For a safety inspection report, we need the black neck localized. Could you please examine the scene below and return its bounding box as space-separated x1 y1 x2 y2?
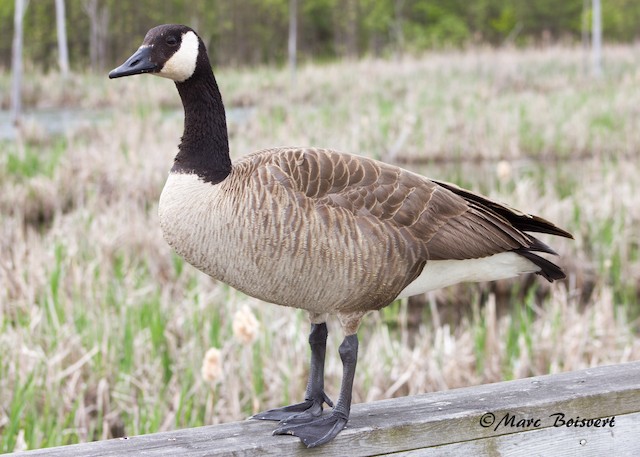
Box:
172 68 231 184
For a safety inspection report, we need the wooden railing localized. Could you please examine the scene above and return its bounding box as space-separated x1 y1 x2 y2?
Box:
16 361 640 456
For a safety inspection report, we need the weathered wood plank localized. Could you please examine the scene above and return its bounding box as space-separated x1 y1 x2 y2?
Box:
17 361 640 457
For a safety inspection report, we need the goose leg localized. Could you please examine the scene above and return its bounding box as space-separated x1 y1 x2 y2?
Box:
273 334 358 448
251 322 333 421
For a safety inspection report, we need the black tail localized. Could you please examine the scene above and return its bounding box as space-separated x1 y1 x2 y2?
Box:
513 228 568 282
511 221 570 282
516 247 566 282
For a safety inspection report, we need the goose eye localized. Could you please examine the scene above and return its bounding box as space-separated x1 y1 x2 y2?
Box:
166 35 178 46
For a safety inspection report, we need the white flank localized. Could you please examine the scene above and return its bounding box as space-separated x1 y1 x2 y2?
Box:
158 31 199 82
396 252 540 299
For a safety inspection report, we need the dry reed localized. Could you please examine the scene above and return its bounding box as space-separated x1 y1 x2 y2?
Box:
0 44 639 452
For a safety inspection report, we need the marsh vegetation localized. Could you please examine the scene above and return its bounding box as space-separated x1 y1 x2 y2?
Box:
1 45 639 452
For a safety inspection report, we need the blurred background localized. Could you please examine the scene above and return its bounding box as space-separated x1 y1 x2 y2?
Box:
2 0 640 69
1 0 639 453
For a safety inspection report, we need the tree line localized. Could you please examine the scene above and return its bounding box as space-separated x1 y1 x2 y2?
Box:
2 0 640 72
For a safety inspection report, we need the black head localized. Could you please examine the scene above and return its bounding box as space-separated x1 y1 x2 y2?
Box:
109 24 208 82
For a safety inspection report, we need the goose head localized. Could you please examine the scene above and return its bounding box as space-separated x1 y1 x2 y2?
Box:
109 24 205 82
109 24 231 184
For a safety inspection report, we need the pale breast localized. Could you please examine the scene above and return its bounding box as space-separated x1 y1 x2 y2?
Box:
158 172 225 274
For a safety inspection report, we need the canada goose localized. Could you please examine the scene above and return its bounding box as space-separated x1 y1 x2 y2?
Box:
109 24 573 448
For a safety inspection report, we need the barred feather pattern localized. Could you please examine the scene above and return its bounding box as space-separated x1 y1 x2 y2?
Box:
159 147 570 334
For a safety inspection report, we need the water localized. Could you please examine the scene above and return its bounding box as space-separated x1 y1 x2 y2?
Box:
0 108 107 141
0 106 253 141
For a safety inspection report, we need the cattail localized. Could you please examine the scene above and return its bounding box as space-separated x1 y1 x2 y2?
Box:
14 429 28 452
496 160 512 182
201 347 223 383
232 305 260 345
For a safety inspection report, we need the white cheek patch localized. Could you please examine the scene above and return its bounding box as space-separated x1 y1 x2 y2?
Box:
158 31 199 82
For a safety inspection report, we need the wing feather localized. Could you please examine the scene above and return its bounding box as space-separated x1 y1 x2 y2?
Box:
252 148 567 263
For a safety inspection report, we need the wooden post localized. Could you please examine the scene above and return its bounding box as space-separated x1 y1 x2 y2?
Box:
83 0 109 72
582 0 589 73
288 0 297 88
393 0 406 59
591 0 603 77
55 0 70 77
11 0 27 126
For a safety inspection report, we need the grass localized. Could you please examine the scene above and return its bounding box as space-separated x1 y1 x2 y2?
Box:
1 44 640 452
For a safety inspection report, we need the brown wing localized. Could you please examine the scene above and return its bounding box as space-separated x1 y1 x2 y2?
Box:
252 147 557 263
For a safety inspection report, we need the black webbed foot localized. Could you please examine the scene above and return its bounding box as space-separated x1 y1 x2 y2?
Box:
273 334 358 448
273 410 348 448
253 324 358 448
250 391 333 422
